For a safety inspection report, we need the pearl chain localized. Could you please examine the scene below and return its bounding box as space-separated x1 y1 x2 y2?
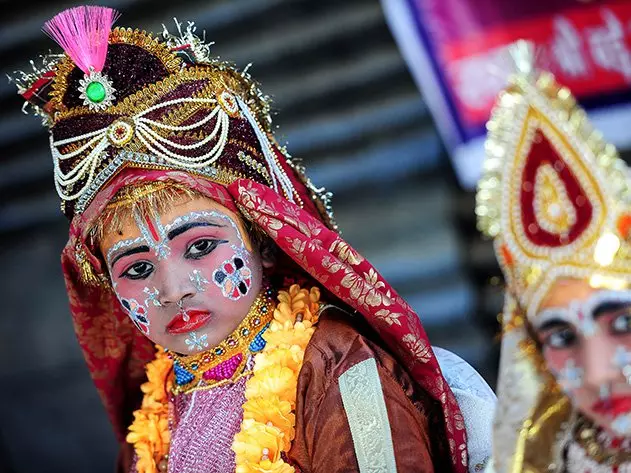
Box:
236 96 296 202
49 93 297 207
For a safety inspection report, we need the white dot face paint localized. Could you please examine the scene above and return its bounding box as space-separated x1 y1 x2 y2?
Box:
613 346 631 384
554 358 584 396
184 331 209 351
144 287 161 307
611 414 631 436
164 211 247 248
103 197 266 355
106 237 145 266
189 269 209 293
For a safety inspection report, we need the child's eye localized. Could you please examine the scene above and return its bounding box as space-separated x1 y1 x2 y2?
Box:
612 312 631 334
184 238 226 259
543 328 577 349
121 261 154 280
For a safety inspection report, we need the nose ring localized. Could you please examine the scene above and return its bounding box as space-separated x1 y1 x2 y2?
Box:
599 383 612 400
176 298 189 322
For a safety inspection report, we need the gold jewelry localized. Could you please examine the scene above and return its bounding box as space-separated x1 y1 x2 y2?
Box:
105 181 175 209
168 287 275 395
573 414 631 465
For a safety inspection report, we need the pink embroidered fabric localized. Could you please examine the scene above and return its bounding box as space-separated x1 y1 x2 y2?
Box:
168 374 249 472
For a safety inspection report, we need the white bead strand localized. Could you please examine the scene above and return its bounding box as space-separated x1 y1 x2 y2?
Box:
236 96 295 201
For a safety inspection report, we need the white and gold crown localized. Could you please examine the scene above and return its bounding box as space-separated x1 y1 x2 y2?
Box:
476 42 631 319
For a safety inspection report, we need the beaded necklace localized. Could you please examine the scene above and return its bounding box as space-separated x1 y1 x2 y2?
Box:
168 287 275 395
565 415 631 472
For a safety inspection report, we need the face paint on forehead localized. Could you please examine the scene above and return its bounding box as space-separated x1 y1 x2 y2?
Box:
535 306 599 338
165 210 247 249
569 300 599 338
535 290 631 337
106 236 145 266
133 206 170 260
585 290 631 313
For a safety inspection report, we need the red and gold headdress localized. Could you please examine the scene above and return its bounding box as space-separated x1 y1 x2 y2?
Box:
476 42 631 473
477 43 631 319
14 7 469 472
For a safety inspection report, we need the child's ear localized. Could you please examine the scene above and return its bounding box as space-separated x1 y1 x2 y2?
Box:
260 239 277 269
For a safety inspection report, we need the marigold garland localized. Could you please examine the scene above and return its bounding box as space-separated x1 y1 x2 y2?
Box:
126 346 173 473
126 284 321 473
233 284 320 473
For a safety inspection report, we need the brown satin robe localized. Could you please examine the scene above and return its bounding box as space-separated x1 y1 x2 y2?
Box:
289 308 449 473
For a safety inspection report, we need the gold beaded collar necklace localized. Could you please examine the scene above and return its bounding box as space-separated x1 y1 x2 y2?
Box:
572 414 631 466
167 287 275 395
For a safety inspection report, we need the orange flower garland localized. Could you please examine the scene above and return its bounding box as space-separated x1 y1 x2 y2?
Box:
232 285 321 473
126 346 173 473
126 285 321 473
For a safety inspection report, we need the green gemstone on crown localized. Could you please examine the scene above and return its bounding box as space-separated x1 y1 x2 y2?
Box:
85 81 106 103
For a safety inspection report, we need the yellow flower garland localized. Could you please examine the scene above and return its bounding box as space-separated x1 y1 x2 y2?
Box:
126 347 172 473
126 284 321 473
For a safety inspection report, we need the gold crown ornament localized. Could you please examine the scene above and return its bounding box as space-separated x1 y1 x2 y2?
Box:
476 41 631 319
11 6 335 228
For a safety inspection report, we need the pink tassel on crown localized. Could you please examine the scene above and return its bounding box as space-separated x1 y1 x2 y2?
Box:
43 5 119 74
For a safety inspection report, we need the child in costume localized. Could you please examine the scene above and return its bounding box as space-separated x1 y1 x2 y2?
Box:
477 43 631 472
13 6 495 472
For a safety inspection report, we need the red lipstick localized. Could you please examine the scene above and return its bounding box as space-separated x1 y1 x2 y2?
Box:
166 309 212 335
592 396 631 417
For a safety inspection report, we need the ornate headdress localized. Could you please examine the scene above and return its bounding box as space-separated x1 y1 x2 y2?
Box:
476 42 631 472
477 43 631 317
14 6 334 225
14 7 469 472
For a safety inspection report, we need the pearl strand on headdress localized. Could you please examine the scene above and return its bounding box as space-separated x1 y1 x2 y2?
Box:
50 91 299 207
236 96 295 202
50 96 228 201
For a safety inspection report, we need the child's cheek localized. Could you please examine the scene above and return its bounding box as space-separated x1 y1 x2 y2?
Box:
211 246 253 302
112 281 154 336
545 350 584 397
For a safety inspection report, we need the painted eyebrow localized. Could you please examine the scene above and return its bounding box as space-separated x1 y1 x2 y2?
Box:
532 308 571 332
110 245 150 267
593 302 631 318
167 221 225 241
536 318 571 332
